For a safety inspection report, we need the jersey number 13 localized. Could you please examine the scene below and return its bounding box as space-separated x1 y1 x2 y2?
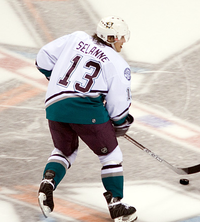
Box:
58 55 101 93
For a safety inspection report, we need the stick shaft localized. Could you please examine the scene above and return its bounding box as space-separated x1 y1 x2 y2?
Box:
124 134 200 175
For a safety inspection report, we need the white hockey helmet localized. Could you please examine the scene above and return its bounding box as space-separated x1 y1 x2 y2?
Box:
96 16 130 44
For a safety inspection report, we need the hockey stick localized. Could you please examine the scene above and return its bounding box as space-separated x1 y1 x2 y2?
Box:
124 134 200 175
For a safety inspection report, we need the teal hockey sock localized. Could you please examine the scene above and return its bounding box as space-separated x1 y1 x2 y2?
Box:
43 162 66 189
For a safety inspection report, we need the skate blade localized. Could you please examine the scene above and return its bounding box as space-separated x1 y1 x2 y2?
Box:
114 213 137 222
38 192 51 218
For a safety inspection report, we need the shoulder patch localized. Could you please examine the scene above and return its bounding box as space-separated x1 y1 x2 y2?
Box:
124 68 131 81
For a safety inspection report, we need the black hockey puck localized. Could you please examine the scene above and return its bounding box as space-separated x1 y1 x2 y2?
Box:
180 179 189 185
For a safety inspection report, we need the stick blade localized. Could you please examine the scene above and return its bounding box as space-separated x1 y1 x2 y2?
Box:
164 161 200 175
180 163 200 175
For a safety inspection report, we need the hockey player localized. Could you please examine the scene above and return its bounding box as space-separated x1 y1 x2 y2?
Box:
36 16 137 222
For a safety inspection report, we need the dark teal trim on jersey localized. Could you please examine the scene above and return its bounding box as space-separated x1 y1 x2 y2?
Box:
46 95 110 124
113 115 127 126
38 68 52 78
43 162 66 189
102 176 124 198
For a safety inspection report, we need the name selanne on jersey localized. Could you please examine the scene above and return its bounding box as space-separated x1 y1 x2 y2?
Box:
36 31 132 125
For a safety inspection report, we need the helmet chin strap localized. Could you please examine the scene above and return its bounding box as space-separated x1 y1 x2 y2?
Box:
111 37 120 52
105 36 118 51
111 43 117 51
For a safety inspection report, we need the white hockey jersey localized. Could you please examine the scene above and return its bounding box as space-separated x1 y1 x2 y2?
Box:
36 31 131 125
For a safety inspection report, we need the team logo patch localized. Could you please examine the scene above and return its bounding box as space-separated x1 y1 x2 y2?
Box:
101 147 108 154
124 68 131 81
103 21 114 29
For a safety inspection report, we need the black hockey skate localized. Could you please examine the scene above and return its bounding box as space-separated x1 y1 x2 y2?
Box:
104 191 137 222
38 170 55 218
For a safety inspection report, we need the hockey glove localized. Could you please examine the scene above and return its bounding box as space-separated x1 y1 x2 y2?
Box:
113 114 134 137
